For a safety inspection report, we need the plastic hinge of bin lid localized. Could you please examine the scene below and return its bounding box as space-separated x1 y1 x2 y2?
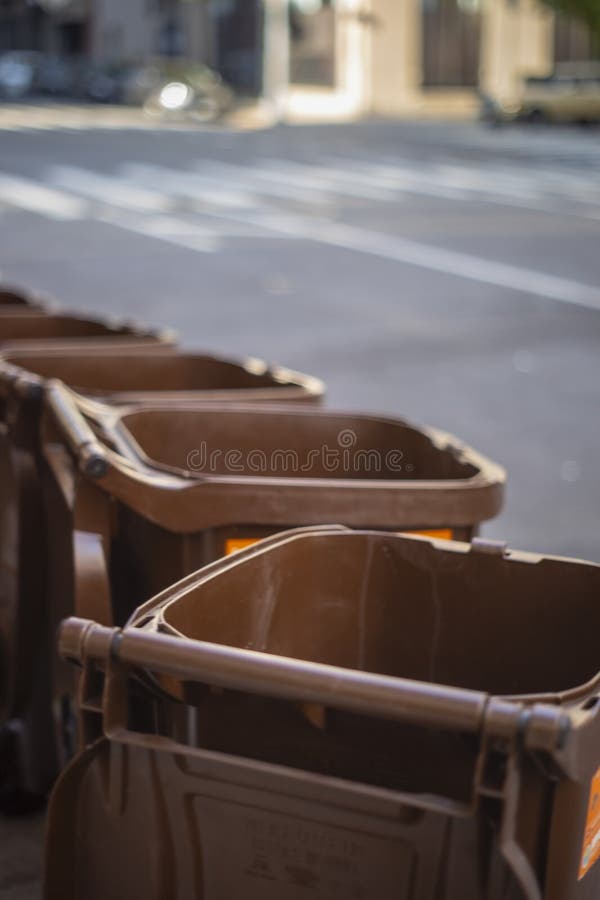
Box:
471 537 507 556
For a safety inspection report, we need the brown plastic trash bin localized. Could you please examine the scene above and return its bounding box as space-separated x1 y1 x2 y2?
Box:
0 320 172 804
0 285 49 309
42 382 504 621
0 309 172 351
0 350 321 804
47 528 600 900
0 346 324 406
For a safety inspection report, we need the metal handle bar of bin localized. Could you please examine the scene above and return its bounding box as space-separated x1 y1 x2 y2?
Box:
44 379 180 481
45 379 110 478
43 381 212 536
45 379 173 480
0 358 62 400
60 617 570 754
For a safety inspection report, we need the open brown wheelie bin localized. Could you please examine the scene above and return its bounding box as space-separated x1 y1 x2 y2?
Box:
0 350 321 805
0 346 324 406
0 284 49 310
0 311 172 806
0 282 56 312
47 527 600 900
41 382 505 625
0 308 172 352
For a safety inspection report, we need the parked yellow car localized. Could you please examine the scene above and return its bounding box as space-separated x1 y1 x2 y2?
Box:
481 62 600 124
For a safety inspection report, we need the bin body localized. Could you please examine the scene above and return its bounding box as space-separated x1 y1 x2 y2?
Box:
45 529 600 900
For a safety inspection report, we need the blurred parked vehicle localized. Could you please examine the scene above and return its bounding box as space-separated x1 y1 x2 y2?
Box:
120 58 233 121
0 52 39 99
79 63 125 103
481 62 600 125
0 52 233 121
36 55 82 97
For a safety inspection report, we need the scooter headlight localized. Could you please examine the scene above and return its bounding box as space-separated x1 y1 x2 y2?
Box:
159 81 192 111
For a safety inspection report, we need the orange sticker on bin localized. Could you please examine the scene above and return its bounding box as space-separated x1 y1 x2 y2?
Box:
225 538 261 555
579 766 600 880
407 529 454 541
226 530 453 556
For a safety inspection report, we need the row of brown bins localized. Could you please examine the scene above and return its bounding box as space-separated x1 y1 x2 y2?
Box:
0 284 599 899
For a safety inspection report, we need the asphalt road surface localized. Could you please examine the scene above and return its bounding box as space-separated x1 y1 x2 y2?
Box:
0 114 599 898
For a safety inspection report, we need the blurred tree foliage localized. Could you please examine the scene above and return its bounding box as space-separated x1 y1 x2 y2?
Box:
539 0 600 55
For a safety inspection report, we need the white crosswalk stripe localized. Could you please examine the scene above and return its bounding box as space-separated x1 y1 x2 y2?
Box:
97 208 279 253
252 159 395 202
193 160 329 206
322 157 600 218
0 153 599 309
46 166 173 213
0 174 87 220
119 163 260 209
2 155 599 221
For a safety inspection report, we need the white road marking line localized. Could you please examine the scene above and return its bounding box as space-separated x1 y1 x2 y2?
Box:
98 212 223 253
205 206 600 310
119 163 260 209
367 160 543 201
371 158 544 200
46 165 173 213
95 208 294 254
330 157 600 219
0 163 296 238
452 161 600 204
0 174 87 220
253 158 395 202
0 167 288 252
195 161 330 206
326 160 483 201
1 161 598 309
433 163 544 200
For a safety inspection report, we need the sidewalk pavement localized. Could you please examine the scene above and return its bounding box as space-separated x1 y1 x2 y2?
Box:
0 91 479 133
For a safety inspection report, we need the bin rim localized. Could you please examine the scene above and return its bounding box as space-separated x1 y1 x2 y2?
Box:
0 349 324 404
93 395 507 493
62 555 576 756
133 525 600 620
130 526 600 710
0 307 175 344
122 404 502 483
0 283 53 309
44 386 506 531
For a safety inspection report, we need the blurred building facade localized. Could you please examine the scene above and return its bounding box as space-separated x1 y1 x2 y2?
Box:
285 0 594 119
0 0 594 114
0 1 88 55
